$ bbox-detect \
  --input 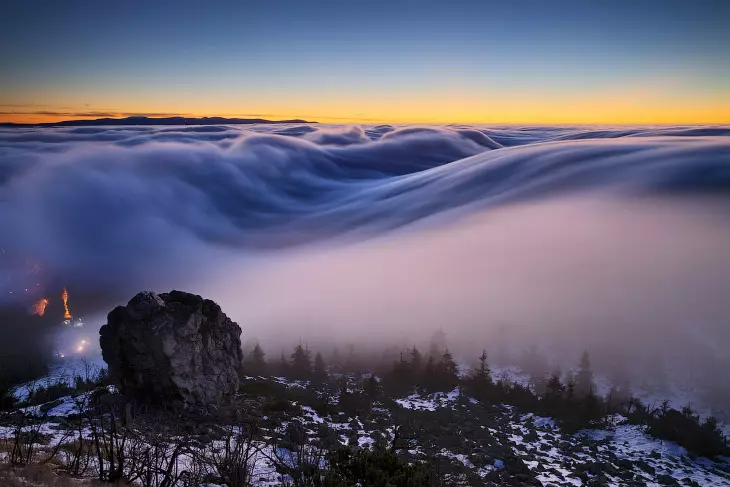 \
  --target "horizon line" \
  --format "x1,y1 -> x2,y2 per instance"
2,113 -> 730,127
